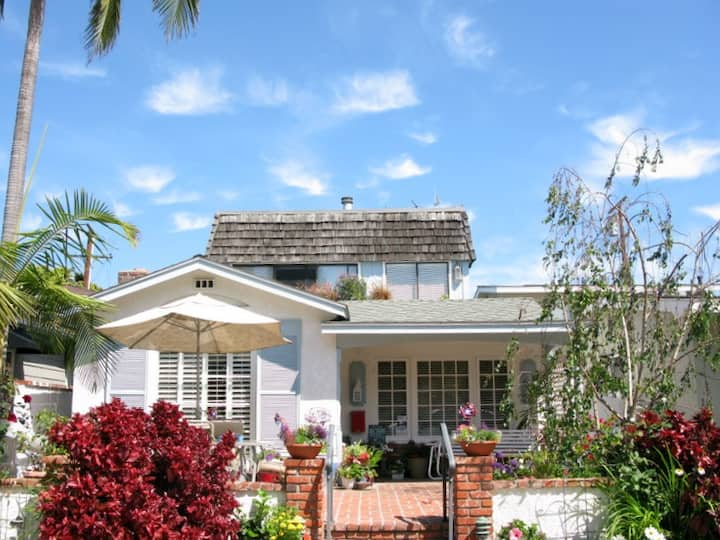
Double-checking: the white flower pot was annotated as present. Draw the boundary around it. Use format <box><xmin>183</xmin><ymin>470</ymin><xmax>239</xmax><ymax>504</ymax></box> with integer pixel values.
<box><xmin>340</xmin><ymin>476</ymin><xmax>355</xmax><ymax>489</ymax></box>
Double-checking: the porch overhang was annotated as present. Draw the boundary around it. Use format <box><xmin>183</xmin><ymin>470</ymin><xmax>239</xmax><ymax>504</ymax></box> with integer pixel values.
<box><xmin>322</xmin><ymin>321</ymin><xmax>567</xmax><ymax>348</ymax></box>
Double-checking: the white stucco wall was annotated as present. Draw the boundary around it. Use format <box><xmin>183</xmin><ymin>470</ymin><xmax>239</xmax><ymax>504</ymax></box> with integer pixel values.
<box><xmin>77</xmin><ymin>267</ymin><xmax>342</xmax><ymax>436</ymax></box>
<box><xmin>493</xmin><ymin>485</ymin><xmax>606</xmax><ymax>539</ymax></box>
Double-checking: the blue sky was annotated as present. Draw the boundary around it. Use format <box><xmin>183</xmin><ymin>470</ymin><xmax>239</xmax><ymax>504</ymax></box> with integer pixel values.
<box><xmin>1</xmin><ymin>1</ymin><xmax>719</xmax><ymax>292</ymax></box>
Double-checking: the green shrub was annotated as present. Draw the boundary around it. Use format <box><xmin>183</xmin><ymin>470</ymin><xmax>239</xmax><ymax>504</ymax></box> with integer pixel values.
<box><xmin>238</xmin><ymin>490</ymin><xmax>305</xmax><ymax>540</ymax></box>
<box><xmin>335</xmin><ymin>275</ymin><xmax>367</xmax><ymax>300</ymax></box>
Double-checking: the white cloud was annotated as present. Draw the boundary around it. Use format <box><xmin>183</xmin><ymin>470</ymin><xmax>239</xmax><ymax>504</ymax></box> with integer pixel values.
<box><xmin>370</xmin><ymin>155</ymin><xmax>431</xmax><ymax>179</ymax></box>
<box><xmin>409</xmin><ymin>131</ymin><xmax>437</xmax><ymax>145</ymax></box>
<box><xmin>41</xmin><ymin>61</ymin><xmax>107</xmax><ymax>79</ymax></box>
<box><xmin>20</xmin><ymin>213</ymin><xmax>42</xmax><ymax>232</ymax></box>
<box><xmin>125</xmin><ymin>166</ymin><xmax>175</xmax><ymax>193</ymax></box>
<box><xmin>557</xmin><ymin>104</ymin><xmax>570</xmax><ymax>116</ymax></box>
<box><xmin>152</xmin><ymin>190</ymin><xmax>203</xmax><ymax>205</ymax></box>
<box><xmin>269</xmin><ymin>161</ymin><xmax>329</xmax><ymax>196</ymax></box>
<box><xmin>173</xmin><ymin>212</ymin><xmax>210</xmax><ymax>232</ymax></box>
<box><xmin>113</xmin><ymin>201</ymin><xmax>136</xmax><ymax>217</ymax></box>
<box><xmin>585</xmin><ymin>112</ymin><xmax>720</xmax><ymax>181</ymax></box>
<box><xmin>333</xmin><ymin>70</ymin><xmax>419</xmax><ymax>114</ymax></box>
<box><xmin>355</xmin><ymin>177</ymin><xmax>380</xmax><ymax>190</ymax></box>
<box><xmin>445</xmin><ymin>15</ymin><xmax>495</xmax><ymax>68</ymax></box>
<box><xmin>467</xmin><ymin>209</ymin><xmax>476</xmax><ymax>223</ymax></box>
<box><xmin>246</xmin><ymin>76</ymin><xmax>289</xmax><ymax>106</ymax></box>
<box><xmin>146</xmin><ymin>68</ymin><xmax>232</xmax><ymax>115</ymax></box>
<box><xmin>693</xmin><ymin>204</ymin><xmax>720</xmax><ymax>221</ymax></box>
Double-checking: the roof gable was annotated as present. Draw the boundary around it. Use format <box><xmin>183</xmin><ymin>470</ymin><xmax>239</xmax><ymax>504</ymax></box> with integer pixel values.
<box><xmin>93</xmin><ymin>257</ymin><xmax>348</xmax><ymax>318</ymax></box>
<box><xmin>206</xmin><ymin>207</ymin><xmax>475</xmax><ymax>265</ymax></box>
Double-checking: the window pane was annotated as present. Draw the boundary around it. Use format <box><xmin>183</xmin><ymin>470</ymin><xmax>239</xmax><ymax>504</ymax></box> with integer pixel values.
<box><xmin>416</xmin><ymin>360</ymin><xmax>471</xmax><ymax>435</ymax></box>
<box><xmin>477</xmin><ymin>360</ymin><xmax>509</xmax><ymax>429</ymax></box>
<box><xmin>377</xmin><ymin>360</ymin><xmax>408</xmax><ymax>435</ymax></box>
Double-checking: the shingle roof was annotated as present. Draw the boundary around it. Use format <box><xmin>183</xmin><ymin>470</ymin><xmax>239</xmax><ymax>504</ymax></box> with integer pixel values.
<box><xmin>341</xmin><ymin>298</ymin><xmax>547</xmax><ymax>324</ymax></box>
<box><xmin>205</xmin><ymin>208</ymin><xmax>475</xmax><ymax>265</ymax></box>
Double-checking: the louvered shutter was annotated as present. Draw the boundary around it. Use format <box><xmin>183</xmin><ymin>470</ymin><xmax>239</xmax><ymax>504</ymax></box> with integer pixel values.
<box><xmin>418</xmin><ymin>263</ymin><xmax>448</xmax><ymax>300</ymax></box>
<box><xmin>229</xmin><ymin>353</ymin><xmax>252</xmax><ymax>438</ymax></box>
<box><xmin>386</xmin><ymin>264</ymin><xmax>417</xmax><ymax>300</ymax></box>
<box><xmin>110</xmin><ymin>348</ymin><xmax>147</xmax><ymax>408</ymax></box>
<box><xmin>259</xmin><ymin>320</ymin><xmax>300</xmax><ymax>440</ymax></box>
<box><xmin>157</xmin><ymin>352</ymin><xmax>252</xmax><ymax>433</ymax></box>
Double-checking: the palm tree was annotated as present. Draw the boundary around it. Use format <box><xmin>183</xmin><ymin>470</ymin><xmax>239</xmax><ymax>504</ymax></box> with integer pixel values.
<box><xmin>0</xmin><ymin>189</ymin><xmax>139</xmax><ymax>381</ymax></box>
<box><xmin>0</xmin><ymin>0</ymin><xmax>200</xmax><ymax>243</ymax></box>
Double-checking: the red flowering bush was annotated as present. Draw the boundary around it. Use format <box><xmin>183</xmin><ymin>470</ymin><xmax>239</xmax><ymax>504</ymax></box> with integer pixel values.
<box><xmin>39</xmin><ymin>399</ymin><xmax>239</xmax><ymax>539</ymax></box>
<box><xmin>632</xmin><ymin>408</ymin><xmax>720</xmax><ymax>536</ymax></box>
<box><xmin>634</xmin><ymin>408</ymin><xmax>720</xmax><ymax>501</ymax></box>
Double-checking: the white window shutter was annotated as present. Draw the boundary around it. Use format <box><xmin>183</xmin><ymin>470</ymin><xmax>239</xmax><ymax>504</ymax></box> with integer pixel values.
<box><xmin>110</xmin><ymin>348</ymin><xmax>147</xmax><ymax>408</ymax></box>
<box><xmin>386</xmin><ymin>263</ymin><xmax>417</xmax><ymax>300</ymax></box>
<box><xmin>258</xmin><ymin>320</ymin><xmax>301</xmax><ymax>441</ymax></box>
<box><xmin>418</xmin><ymin>263</ymin><xmax>448</xmax><ymax>300</ymax></box>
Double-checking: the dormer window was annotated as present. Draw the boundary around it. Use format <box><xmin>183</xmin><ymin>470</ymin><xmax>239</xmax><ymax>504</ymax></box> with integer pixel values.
<box><xmin>386</xmin><ymin>263</ymin><xmax>448</xmax><ymax>300</ymax></box>
<box><xmin>274</xmin><ymin>265</ymin><xmax>317</xmax><ymax>287</ymax></box>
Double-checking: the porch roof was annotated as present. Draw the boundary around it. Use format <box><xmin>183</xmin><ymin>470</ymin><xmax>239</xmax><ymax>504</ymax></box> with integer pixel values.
<box><xmin>323</xmin><ymin>298</ymin><xmax>566</xmax><ymax>338</ymax></box>
<box><xmin>341</xmin><ymin>298</ymin><xmax>549</xmax><ymax>323</ymax></box>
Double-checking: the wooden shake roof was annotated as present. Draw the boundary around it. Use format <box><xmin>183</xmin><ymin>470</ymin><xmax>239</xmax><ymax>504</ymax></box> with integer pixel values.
<box><xmin>206</xmin><ymin>207</ymin><xmax>475</xmax><ymax>265</ymax></box>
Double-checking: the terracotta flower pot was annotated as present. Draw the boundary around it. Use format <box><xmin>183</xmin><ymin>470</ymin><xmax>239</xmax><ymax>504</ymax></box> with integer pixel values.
<box><xmin>285</xmin><ymin>443</ymin><xmax>322</xmax><ymax>459</ymax></box>
<box><xmin>459</xmin><ymin>441</ymin><xmax>497</xmax><ymax>456</ymax></box>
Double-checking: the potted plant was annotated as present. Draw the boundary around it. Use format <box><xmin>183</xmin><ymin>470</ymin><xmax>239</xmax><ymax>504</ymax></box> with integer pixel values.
<box><xmin>339</xmin><ymin>442</ymin><xmax>382</xmax><ymax>489</ymax></box>
<box><xmin>454</xmin><ymin>424</ymin><xmax>501</xmax><ymax>456</ymax></box>
<box><xmin>337</xmin><ymin>462</ymin><xmax>362</xmax><ymax>489</ymax></box>
<box><xmin>275</xmin><ymin>412</ymin><xmax>328</xmax><ymax>459</ymax></box>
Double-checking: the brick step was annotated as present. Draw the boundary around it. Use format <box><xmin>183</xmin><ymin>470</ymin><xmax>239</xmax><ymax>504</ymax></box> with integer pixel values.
<box><xmin>332</xmin><ymin>517</ymin><xmax>448</xmax><ymax>540</ymax></box>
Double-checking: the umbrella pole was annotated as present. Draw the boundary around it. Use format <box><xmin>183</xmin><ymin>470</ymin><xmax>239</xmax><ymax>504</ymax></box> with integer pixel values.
<box><xmin>195</xmin><ymin>321</ymin><xmax>202</xmax><ymax>421</ymax></box>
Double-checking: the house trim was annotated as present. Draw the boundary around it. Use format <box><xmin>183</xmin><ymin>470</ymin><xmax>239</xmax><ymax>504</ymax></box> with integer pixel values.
<box><xmin>321</xmin><ymin>322</ymin><xmax>567</xmax><ymax>335</ymax></box>
<box><xmin>93</xmin><ymin>256</ymin><xmax>349</xmax><ymax>318</ymax></box>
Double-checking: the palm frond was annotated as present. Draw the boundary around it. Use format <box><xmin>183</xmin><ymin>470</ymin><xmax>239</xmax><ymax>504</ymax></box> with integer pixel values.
<box><xmin>85</xmin><ymin>0</ymin><xmax>122</xmax><ymax>59</ymax></box>
<box><xmin>152</xmin><ymin>0</ymin><xmax>199</xmax><ymax>40</ymax></box>
<box><xmin>0</xmin><ymin>281</ymin><xmax>34</xmax><ymax>330</ymax></box>
<box><xmin>15</xmin><ymin>189</ymin><xmax>138</xmax><ymax>276</ymax></box>
<box><xmin>18</xmin><ymin>266</ymin><xmax>119</xmax><ymax>376</ymax></box>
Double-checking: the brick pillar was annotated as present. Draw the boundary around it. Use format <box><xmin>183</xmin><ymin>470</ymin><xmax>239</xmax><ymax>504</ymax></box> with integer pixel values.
<box><xmin>453</xmin><ymin>455</ymin><xmax>493</xmax><ymax>539</ymax></box>
<box><xmin>284</xmin><ymin>458</ymin><xmax>326</xmax><ymax>540</ymax></box>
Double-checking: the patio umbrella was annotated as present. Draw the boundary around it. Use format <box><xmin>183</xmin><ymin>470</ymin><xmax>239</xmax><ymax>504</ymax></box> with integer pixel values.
<box><xmin>97</xmin><ymin>293</ymin><xmax>289</xmax><ymax>419</ymax></box>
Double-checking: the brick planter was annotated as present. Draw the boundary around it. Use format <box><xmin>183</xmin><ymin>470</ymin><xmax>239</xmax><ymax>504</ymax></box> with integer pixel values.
<box><xmin>453</xmin><ymin>455</ymin><xmax>494</xmax><ymax>539</ymax></box>
<box><xmin>284</xmin><ymin>458</ymin><xmax>325</xmax><ymax>540</ymax></box>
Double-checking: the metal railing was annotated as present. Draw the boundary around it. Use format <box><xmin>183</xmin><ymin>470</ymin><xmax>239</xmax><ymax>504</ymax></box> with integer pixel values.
<box><xmin>324</xmin><ymin>424</ymin><xmax>336</xmax><ymax>540</ymax></box>
<box><xmin>440</xmin><ymin>422</ymin><xmax>456</xmax><ymax>540</ymax></box>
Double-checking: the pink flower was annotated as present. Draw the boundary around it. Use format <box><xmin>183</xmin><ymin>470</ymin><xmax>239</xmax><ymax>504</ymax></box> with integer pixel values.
<box><xmin>22</xmin><ymin>395</ymin><xmax>31</xmax><ymax>403</ymax></box>
<box><xmin>509</xmin><ymin>528</ymin><xmax>523</xmax><ymax>540</ymax></box>
<box><xmin>7</xmin><ymin>413</ymin><xmax>17</xmax><ymax>423</ymax></box>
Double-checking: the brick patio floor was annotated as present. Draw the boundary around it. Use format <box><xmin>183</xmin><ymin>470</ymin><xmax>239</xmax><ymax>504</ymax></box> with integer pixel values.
<box><xmin>331</xmin><ymin>480</ymin><xmax>446</xmax><ymax>534</ymax></box>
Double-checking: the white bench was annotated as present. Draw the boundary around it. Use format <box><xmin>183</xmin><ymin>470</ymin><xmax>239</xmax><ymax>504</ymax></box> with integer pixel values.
<box><xmin>495</xmin><ymin>429</ymin><xmax>536</xmax><ymax>456</ymax></box>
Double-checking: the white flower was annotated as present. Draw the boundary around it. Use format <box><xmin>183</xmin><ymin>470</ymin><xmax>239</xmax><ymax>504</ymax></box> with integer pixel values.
<box><xmin>644</xmin><ymin>527</ymin><xmax>666</xmax><ymax>540</ymax></box>
<box><xmin>697</xmin><ymin>466</ymin><xmax>706</xmax><ymax>476</ymax></box>
<box><xmin>674</xmin><ymin>468</ymin><xmax>684</xmax><ymax>476</ymax></box>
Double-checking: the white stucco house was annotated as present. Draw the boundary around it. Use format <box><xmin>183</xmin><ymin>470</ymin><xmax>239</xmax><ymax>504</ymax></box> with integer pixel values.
<box><xmin>73</xmin><ymin>202</ymin><xmax>569</xmax><ymax>446</ymax></box>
